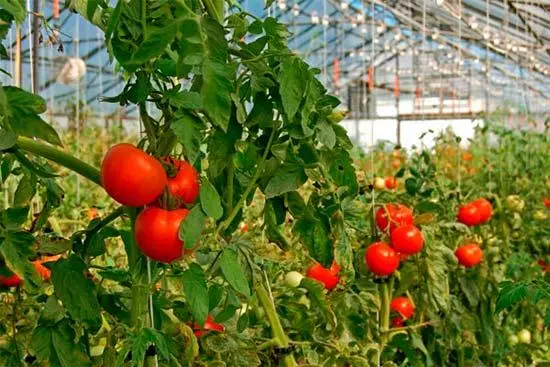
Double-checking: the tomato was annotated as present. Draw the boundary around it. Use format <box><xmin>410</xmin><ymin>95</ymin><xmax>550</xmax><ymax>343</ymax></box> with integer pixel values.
<box><xmin>101</xmin><ymin>144</ymin><xmax>167</xmax><ymax>207</ymax></box>
<box><xmin>390</xmin><ymin>296</ymin><xmax>415</xmax><ymax>319</ymax></box>
<box><xmin>365</xmin><ymin>242</ymin><xmax>400</xmax><ymax>276</ymax></box>
<box><xmin>457</xmin><ymin>203</ymin><xmax>481</xmax><ymax>226</ymax></box>
<box><xmin>192</xmin><ymin>315</ymin><xmax>225</xmax><ymax>338</ymax></box>
<box><xmin>391</xmin><ymin>316</ymin><xmax>405</xmax><ymax>328</ymax></box>
<box><xmin>472</xmin><ymin>198</ymin><xmax>493</xmax><ymax>223</ymax></box>
<box><xmin>376</xmin><ymin>204</ymin><xmax>414</xmax><ymax>232</ymax></box>
<box><xmin>87</xmin><ymin>207</ymin><xmax>99</xmax><ymax>220</ymax></box>
<box><xmin>306</xmin><ymin>264</ymin><xmax>339</xmax><ymax>291</ymax></box>
<box><xmin>391</xmin><ymin>159</ymin><xmax>401</xmax><ymax>170</ymax></box>
<box><xmin>329</xmin><ymin>260</ymin><xmax>340</xmax><ymax>275</ymax></box>
<box><xmin>284</xmin><ymin>271</ymin><xmax>304</xmax><ymax>288</ymax></box>
<box><xmin>164</xmin><ymin>157</ymin><xmax>200</xmax><ymax>205</ymax></box>
<box><xmin>390</xmin><ymin>225</ymin><xmax>424</xmax><ymax>255</ymax></box>
<box><xmin>134</xmin><ymin>207</ymin><xmax>189</xmax><ymax>263</ymax></box>
<box><xmin>517</xmin><ymin>329</ymin><xmax>531</xmax><ymax>344</ymax></box>
<box><xmin>373</xmin><ymin>177</ymin><xmax>386</xmax><ymax>190</ymax></box>
<box><xmin>505</xmin><ymin>195</ymin><xmax>525</xmax><ymax>212</ymax></box>
<box><xmin>455</xmin><ymin>244</ymin><xmax>483</xmax><ymax>268</ymax></box>
<box><xmin>537</xmin><ymin>260</ymin><xmax>550</xmax><ymax>272</ymax></box>
<box><xmin>32</xmin><ymin>255</ymin><xmax>62</xmax><ymax>281</ymax></box>
<box><xmin>0</xmin><ymin>272</ymin><xmax>22</xmax><ymax>288</ymax></box>
<box><xmin>240</xmin><ymin>222</ymin><xmax>249</xmax><ymax>233</ymax></box>
<box><xmin>385</xmin><ymin>176</ymin><xmax>398</xmax><ymax>190</ymax></box>
<box><xmin>507</xmin><ymin>334</ymin><xmax>519</xmax><ymax>346</ymax></box>
<box><xmin>462</xmin><ymin>152</ymin><xmax>473</xmax><ymax>161</ymax></box>
<box><xmin>544</xmin><ymin>198</ymin><xmax>550</xmax><ymax>208</ymax></box>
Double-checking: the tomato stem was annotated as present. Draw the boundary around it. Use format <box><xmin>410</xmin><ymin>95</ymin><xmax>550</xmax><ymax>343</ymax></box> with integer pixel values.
<box><xmin>255</xmin><ymin>283</ymin><xmax>297</xmax><ymax>367</ymax></box>
<box><xmin>16</xmin><ymin>136</ymin><xmax>102</xmax><ymax>186</ymax></box>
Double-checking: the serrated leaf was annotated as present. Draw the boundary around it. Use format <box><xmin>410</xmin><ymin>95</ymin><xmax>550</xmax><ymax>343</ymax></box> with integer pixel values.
<box><xmin>0</xmin><ymin>231</ymin><xmax>41</xmax><ymax>291</ymax></box>
<box><xmin>0</xmin><ymin>0</ymin><xmax>25</xmax><ymax>23</ymax></box>
<box><xmin>279</xmin><ymin>57</ymin><xmax>308</xmax><ymax>120</ymax></box>
<box><xmin>200</xmin><ymin>178</ymin><xmax>223</xmax><ymax>220</ymax></box>
<box><xmin>220</xmin><ymin>248</ymin><xmax>250</xmax><ymax>297</ymax></box>
<box><xmin>0</xmin><ymin>129</ymin><xmax>16</xmax><ymax>150</ymax></box>
<box><xmin>169</xmin><ymin>91</ymin><xmax>203</xmax><ymax>109</ymax></box>
<box><xmin>300</xmin><ymin>278</ymin><xmax>337</xmax><ymax>328</ymax></box>
<box><xmin>13</xmin><ymin>173</ymin><xmax>36</xmax><ymax>207</ymax></box>
<box><xmin>294</xmin><ymin>217</ymin><xmax>332</xmax><ymax>266</ymax></box>
<box><xmin>317</xmin><ymin>120</ymin><xmax>336</xmax><ymax>149</ymax></box>
<box><xmin>51</xmin><ymin>256</ymin><xmax>102</xmax><ymax>332</ymax></box>
<box><xmin>264</xmin><ymin>164</ymin><xmax>307</xmax><ymax>198</ymax></box>
<box><xmin>183</xmin><ymin>263</ymin><xmax>209</xmax><ymax>326</ymax></box>
<box><xmin>179</xmin><ymin>205</ymin><xmax>206</xmax><ymax>249</ymax></box>
<box><xmin>131</xmin><ymin>328</ymin><xmax>170</xmax><ymax>366</ymax></box>
<box><xmin>172</xmin><ymin>112</ymin><xmax>203</xmax><ymax>166</ymax></box>
<box><xmin>201</xmin><ymin>59</ymin><xmax>234</xmax><ymax>131</ymax></box>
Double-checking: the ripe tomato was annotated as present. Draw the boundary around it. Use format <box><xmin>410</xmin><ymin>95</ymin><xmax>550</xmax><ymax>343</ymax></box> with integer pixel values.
<box><xmin>0</xmin><ymin>272</ymin><xmax>22</xmax><ymax>288</ymax></box>
<box><xmin>472</xmin><ymin>198</ymin><xmax>493</xmax><ymax>224</ymax></box>
<box><xmin>385</xmin><ymin>176</ymin><xmax>398</xmax><ymax>190</ymax></box>
<box><xmin>391</xmin><ymin>316</ymin><xmax>405</xmax><ymax>328</ymax></box>
<box><xmin>134</xmin><ymin>207</ymin><xmax>189</xmax><ymax>263</ymax></box>
<box><xmin>376</xmin><ymin>204</ymin><xmax>414</xmax><ymax>232</ymax></box>
<box><xmin>392</xmin><ymin>159</ymin><xmax>401</xmax><ymax>170</ymax></box>
<box><xmin>240</xmin><ymin>222</ymin><xmax>249</xmax><ymax>233</ymax></box>
<box><xmin>192</xmin><ymin>315</ymin><xmax>225</xmax><ymax>337</ymax></box>
<box><xmin>87</xmin><ymin>207</ymin><xmax>99</xmax><ymax>220</ymax></box>
<box><xmin>32</xmin><ymin>255</ymin><xmax>62</xmax><ymax>281</ymax></box>
<box><xmin>306</xmin><ymin>263</ymin><xmax>339</xmax><ymax>291</ymax></box>
<box><xmin>390</xmin><ymin>296</ymin><xmax>415</xmax><ymax>319</ymax></box>
<box><xmin>101</xmin><ymin>144</ymin><xmax>167</xmax><ymax>207</ymax></box>
<box><xmin>329</xmin><ymin>260</ymin><xmax>340</xmax><ymax>275</ymax></box>
<box><xmin>537</xmin><ymin>260</ymin><xmax>549</xmax><ymax>272</ymax></box>
<box><xmin>365</xmin><ymin>242</ymin><xmax>400</xmax><ymax>276</ymax></box>
<box><xmin>455</xmin><ymin>244</ymin><xmax>483</xmax><ymax>268</ymax></box>
<box><xmin>457</xmin><ymin>203</ymin><xmax>481</xmax><ymax>226</ymax></box>
<box><xmin>390</xmin><ymin>225</ymin><xmax>424</xmax><ymax>255</ymax></box>
<box><xmin>164</xmin><ymin>157</ymin><xmax>200</xmax><ymax>205</ymax></box>
<box><xmin>544</xmin><ymin>198</ymin><xmax>550</xmax><ymax>208</ymax></box>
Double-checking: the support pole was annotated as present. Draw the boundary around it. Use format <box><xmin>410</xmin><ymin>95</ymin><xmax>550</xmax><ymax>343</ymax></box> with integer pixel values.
<box><xmin>32</xmin><ymin>0</ymin><xmax>40</xmax><ymax>94</ymax></box>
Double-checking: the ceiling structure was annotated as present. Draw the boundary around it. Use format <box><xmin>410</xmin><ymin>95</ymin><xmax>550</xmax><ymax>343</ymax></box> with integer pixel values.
<box><xmin>2</xmin><ymin>0</ymin><xmax>549</xmax><ymax>121</ymax></box>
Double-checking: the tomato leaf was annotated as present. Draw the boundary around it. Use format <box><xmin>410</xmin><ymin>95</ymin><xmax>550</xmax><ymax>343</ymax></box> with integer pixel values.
<box><xmin>13</xmin><ymin>172</ymin><xmax>37</xmax><ymax>207</ymax></box>
<box><xmin>220</xmin><ymin>248</ymin><xmax>250</xmax><ymax>297</ymax></box>
<box><xmin>200</xmin><ymin>178</ymin><xmax>223</xmax><ymax>220</ymax></box>
<box><xmin>0</xmin><ymin>129</ymin><xmax>16</xmax><ymax>150</ymax></box>
<box><xmin>0</xmin><ymin>231</ymin><xmax>41</xmax><ymax>291</ymax></box>
<box><xmin>31</xmin><ymin>320</ymin><xmax>92</xmax><ymax>367</ymax></box>
<box><xmin>172</xmin><ymin>112</ymin><xmax>204</xmax><ymax>166</ymax></box>
<box><xmin>201</xmin><ymin>59</ymin><xmax>234</xmax><ymax>131</ymax></box>
<box><xmin>182</xmin><ymin>263</ymin><xmax>209</xmax><ymax>326</ymax></box>
<box><xmin>264</xmin><ymin>164</ymin><xmax>307</xmax><ymax>198</ymax></box>
<box><xmin>51</xmin><ymin>256</ymin><xmax>102</xmax><ymax>332</ymax></box>
<box><xmin>294</xmin><ymin>217</ymin><xmax>332</xmax><ymax>267</ymax></box>
<box><xmin>179</xmin><ymin>205</ymin><xmax>206</xmax><ymax>249</ymax></box>
<box><xmin>279</xmin><ymin>56</ymin><xmax>308</xmax><ymax>121</ymax></box>
<box><xmin>316</xmin><ymin>120</ymin><xmax>336</xmax><ymax>149</ymax></box>
<box><xmin>130</xmin><ymin>328</ymin><xmax>170</xmax><ymax>365</ymax></box>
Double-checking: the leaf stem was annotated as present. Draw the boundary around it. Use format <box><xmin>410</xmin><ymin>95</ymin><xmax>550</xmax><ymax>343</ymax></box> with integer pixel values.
<box><xmin>16</xmin><ymin>136</ymin><xmax>102</xmax><ymax>186</ymax></box>
<box><xmin>217</xmin><ymin>126</ymin><xmax>278</xmax><ymax>233</ymax></box>
<box><xmin>139</xmin><ymin>103</ymin><xmax>158</xmax><ymax>153</ymax></box>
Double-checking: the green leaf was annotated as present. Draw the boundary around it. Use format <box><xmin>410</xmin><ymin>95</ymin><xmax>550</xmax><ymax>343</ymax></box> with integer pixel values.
<box><xmin>294</xmin><ymin>217</ymin><xmax>332</xmax><ymax>267</ymax></box>
<box><xmin>31</xmin><ymin>320</ymin><xmax>91</xmax><ymax>367</ymax></box>
<box><xmin>3</xmin><ymin>86</ymin><xmax>46</xmax><ymax>114</ymax></box>
<box><xmin>264</xmin><ymin>164</ymin><xmax>307</xmax><ymax>198</ymax></box>
<box><xmin>172</xmin><ymin>112</ymin><xmax>203</xmax><ymax>166</ymax></box>
<box><xmin>182</xmin><ymin>263</ymin><xmax>209</xmax><ymax>326</ymax></box>
<box><xmin>322</xmin><ymin>148</ymin><xmax>358</xmax><ymax>196</ymax></box>
<box><xmin>0</xmin><ymin>0</ymin><xmax>25</xmax><ymax>23</ymax></box>
<box><xmin>10</xmin><ymin>114</ymin><xmax>62</xmax><ymax>146</ymax></box>
<box><xmin>0</xmin><ymin>129</ymin><xmax>16</xmax><ymax>150</ymax></box>
<box><xmin>405</xmin><ymin>177</ymin><xmax>419</xmax><ymax>196</ymax></box>
<box><xmin>0</xmin><ymin>231</ymin><xmax>41</xmax><ymax>291</ymax></box>
<box><xmin>168</xmin><ymin>90</ymin><xmax>203</xmax><ymax>109</ymax></box>
<box><xmin>36</xmin><ymin>235</ymin><xmax>71</xmax><ymax>255</ymax></box>
<box><xmin>317</xmin><ymin>120</ymin><xmax>336</xmax><ymax>149</ymax></box>
<box><xmin>131</xmin><ymin>328</ymin><xmax>170</xmax><ymax>365</ymax></box>
<box><xmin>39</xmin><ymin>296</ymin><xmax>66</xmax><ymax>326</ymax></box>
<box><xmin>0</xmin><ymin>206</ymin><xmax>29</xmax><ymax>230</ymax></box>
<box><xmin>105</xmin><ymin>0</ymin><xmax>122</xmax><ymax>39</ymax></box>
<box><xmin>51</xmin><ymin>256</ymin><xmax>102</xmax><ymax>332</ymax></box>
<box><xmin>86</xmin><ymin>0</ymin><xmax>99</xmax><ymax>21</ymax></box>
<box><xmin>246</xmin><ymin>92</ymin><xmax>273</xmax><ymax>127</ymax></box>
<box><xmin>279</xmin><ymin>57</ymin><xmax>308</xmax><ymax>121</ymax></box>
<box><xmin>13</xmin><ymin>173</ymin><xmax>36</xmax><ymax>207</ymax></box>
<box><xmin>301</xmin><ymin>278</ymin><xmax>337</xmax><ymax>328</ymax></box>
<box><xmin>200</xmin><ymin>178</ymin><xmax>223</xmax><ymax>220</ymax></box>
<box><xmin>179</xmin><ymin>205</ymin><xmax>206</xmax><ymax>249</ymax></box>
<box><xmin>220</xmin><ymin>248</ymin><xmax>250</xmax><ymax>297</ymax></box>
<box><xmin>201</xmin><ymin>59</ymin><xmax>234</xmax><ymax>131</ymax></box>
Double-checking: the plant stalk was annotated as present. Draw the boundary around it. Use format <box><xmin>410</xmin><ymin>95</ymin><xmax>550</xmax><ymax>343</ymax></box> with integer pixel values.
<box><xmin>16</xmin><ymin>136</ymin><xmax>102</xmax><ymax>186</ymax></box>
<box><xmin>255</xmin><ymin>283</ymin><xmax>297</xmax><ymax>367</ymax></box>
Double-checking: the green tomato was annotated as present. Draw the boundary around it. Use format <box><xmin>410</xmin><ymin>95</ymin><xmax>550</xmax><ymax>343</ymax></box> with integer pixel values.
<box><xmin>508</xmin><ymin>334</ymin><xmax>519</xmax><ymax>346</ymax></box>
<box><xmin>284</xmin><ymin>271</ymin><xmax>304</xmax><ymax>288</ymax></box>
<box><xmin>506</xmin><ymin>195</ymin><xmax>525</xmax><ymax>213</ymax></box>
<box><xmin>373</xmin><ymin>177</ymin><xmax>386</xmax><ymax>190</ymax></box>
<box><xmin>534</xmin><ymin>210</ymin><xmax>547</xmax><ymax>221</ymax></box>
<box><xmin>517</xmin><ymin>329</ymin><xmax>531</xmax><ymax>344</ymax></box>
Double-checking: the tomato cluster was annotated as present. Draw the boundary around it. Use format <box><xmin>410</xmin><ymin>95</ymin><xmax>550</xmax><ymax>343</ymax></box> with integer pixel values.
<box><xmin>100</xmin><ymin>144</ymin><xmax>201</xmax><ymax>263</ymax></box>
<box><xmin>457</xmin><ymin>198</ymin><xmax>493</xmax><ymax>226</ymax></box>
<box><xmin>306</xmin><ymin>261</ymin><xmax>340</xmax><ymax>291</ymax></box>
<box><xmin>367</xmin><ymin>204</ymin><xmax>423</xmax><ymax>277</ymax></box>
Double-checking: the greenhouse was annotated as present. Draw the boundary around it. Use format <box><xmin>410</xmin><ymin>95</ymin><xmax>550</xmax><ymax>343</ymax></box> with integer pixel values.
<box><xmin>0</xmin><ymin>0</ymin><xmax>548</xmax><ymax>365</ymax></box>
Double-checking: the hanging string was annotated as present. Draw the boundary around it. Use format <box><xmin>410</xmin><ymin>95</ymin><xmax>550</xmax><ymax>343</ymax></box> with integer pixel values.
<box><xmin>456</xmin><ymin>0</ymin><xmax>462</xmax><ymax>194</ymax></box>
<box><xmin>75</xmin><ymin>17</ymin><xmax>81</xmax><ymax>205</ymax></box>
<box><xmin>97</xmin><ymin>28</ymin><xmax>104</xmax><ymax>129</ymax></box>
<box><xmin>26</xmin><ymin>0</ymin><xmax>34</xmax><ymax>92</ymax></box>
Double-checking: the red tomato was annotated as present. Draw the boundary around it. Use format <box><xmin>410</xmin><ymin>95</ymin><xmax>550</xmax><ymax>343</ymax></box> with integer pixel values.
<box><xmin>457</xmin><ymin>203</ymin><xmax>481</xmax><ymax>226</ymax></box>
<box><xmin>375</xmin><ymin>204</ymin><xmax>414</xmax><ymax>232</ymax></box>
<box><xmin>390</xmin><ymin>225</ymin><xmax>424</xmax><ymax>255</ymax></box>
<box><xmin>391</xmin><ymin>316</ymin><xmax>405</xmax><ymax>328</ymax></box>
<box><xmin>472</xmin><ymin>198</ymin><xmax>493</xmax><ymax>224</ymax></box>
<box><xmin>0</xmin><ymin>272</ymin><xmax>22</xmax><ymax>288</ymax></box>
<box><xmin>306</xmin><ymin>263</ymin><xmax>340</xmax><ymax>291</ymax></box>
<box><xmin>192</xmin><ymin>315</ymin><xmax>225</xmax><ymax>337</ymax></box>
<box><xmin>32</xmin><ymin>255</ymin><xmax>62</xmax><ymax>281</ymax></box>
<box><xmin>365</xmin><ymin>242</ymin><xmax>400</xmax><ymax>276</ymax></box>
<box><xmin>544</xmin><ymin>198</ymin><xmax>550</xmax><ymax>208</ymax></box>
<box><xmin>537</xmin><ymin>260</ymin><xmax>549</xmax><ymax>272</ymax></box>
<box><xmin>87</xmin><ymin>207</ymin><xmax>99</xmax><ymax>220</ymax></box>
<box><xmin>385</xmin><ymin>176</ymin><xmax>398</xmax><ymax>190</ymax></box>
<box><xmin>101</xmin><ymin>144</ymin><xmax>167</xmax><ymax>207</ymax></box>
<box><xmin>392</xmin><ymin>159</ymin><xmax>401</xmax><ymax>170</ymax></box>
<box><xmin>240</xmin><ymin>222</ymin><xmax>249</xmax><ymax>233</ymax></box>
<box><xmin>390</xmin><ymin>296</ymin><xmax>415</xmax><ymax>319</ymax></box>
<box><xmin>134</xmin><ymin>207</ymin><xmax>189</xmax><ymax>263</ymax></box>
<box><xmin>455</xmin><ymin>244</ymin><xmax>483</xmax><ymax>268</ymax></box>
<box><xmin>164</xmin><ymin>157</ymin><xmax>200</xmax><ymax>205</ymax></box>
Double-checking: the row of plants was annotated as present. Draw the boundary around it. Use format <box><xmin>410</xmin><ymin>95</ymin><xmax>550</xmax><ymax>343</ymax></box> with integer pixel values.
<box><xmin>0</xmin><ymin>0</ymin><xmax>548</xmax><ymax>366</ymax></box>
